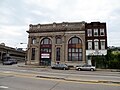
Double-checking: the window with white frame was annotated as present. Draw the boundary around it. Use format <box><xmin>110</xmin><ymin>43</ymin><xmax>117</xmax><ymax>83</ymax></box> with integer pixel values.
<box><xmin>94</xmin><ymin>39</ymin><xmax>99</xmax><ymax>50</ymax></box>
<box><xmin>87</xmin><ymin>29</ymin><xmax>92</xmax><ymax>36</ymax></box>
<box><xmin>100</xmin><ymin>40</ymin><xmax>105</xmax><ymax>49</ymax></box>
<box><xmin>94</xmin><ymin>29</ymin><xmax>98</xmax><ymax>36</ymax></box>
<box><xmin>88</xmin><ymin>40</ymin><xmax>92</xmax><ymax>50</ymax></box>
<box><xmin>100</xmin><ymin>29</ymin><xmax>105</xmax><ymax>36</ymax></box>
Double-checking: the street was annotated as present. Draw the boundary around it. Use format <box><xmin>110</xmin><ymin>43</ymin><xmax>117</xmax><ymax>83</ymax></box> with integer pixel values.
<box><xmin>0</xmin><ymin>63</ymin><xmax>120</xmax><ymax>90</ymax></box>
<box><xmin>0</xmin><ymin>73</ymin><xmax>120</xmax><ymax>90</ymax></box>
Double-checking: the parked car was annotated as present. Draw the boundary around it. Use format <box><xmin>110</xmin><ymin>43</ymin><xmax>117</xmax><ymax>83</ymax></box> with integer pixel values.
<box><xmin>76</xmin><ymin>64</ymin><xmax>96</xmax><ymax>71</ymax></box>
<box><xmin>8</xmin><ymin>59</ymin><xmax>17</xmax><ymax>64</ymax></box>
<box><xmin>3</xmin><ymin>60</ymin><xmax>14</xmax><ymax>65</ymax></box>
<box><xmin>2</xmin><ymin>59</ymin><xmax>17</xmax><ymax>65</ymax></box>
<box><xmin>51</xmin><ymin>64</ymin><xmax>69</xmax><ymax>70</ymax></box>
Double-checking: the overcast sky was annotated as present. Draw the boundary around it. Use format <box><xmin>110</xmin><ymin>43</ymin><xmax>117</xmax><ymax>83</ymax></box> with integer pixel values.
<box><xmin>0</xmin><ymin>0</ymin><xmax>120</xmax><ymax>48</ymax></box>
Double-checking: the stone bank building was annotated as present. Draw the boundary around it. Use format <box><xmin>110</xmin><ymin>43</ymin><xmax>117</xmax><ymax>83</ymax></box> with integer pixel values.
<box><xmin>26</xmin><ymin>21</ymin><xmax>107</xmax><ymax>66</ymax></box>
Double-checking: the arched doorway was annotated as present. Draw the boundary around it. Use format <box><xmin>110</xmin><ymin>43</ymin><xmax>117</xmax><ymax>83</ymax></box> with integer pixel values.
<box><xmin>68</xmin><ymin>37</ymin><xmax>82</xmax><ymax>61</ymax></box>
<box><xmin>40</xmin><ymin>38</ymin><xmax>52</xmax><ymax>66</ymax></box>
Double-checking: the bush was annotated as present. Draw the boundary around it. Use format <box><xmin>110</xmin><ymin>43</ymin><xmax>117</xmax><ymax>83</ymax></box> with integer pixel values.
<box><xmin>108</xmin><ymin>59</ymin><xmax>120</xmax><ymax>69</ymax></box>
<box><xmin>106</xmin><ymin>49</ymin><xmax>120</xmax><ymax>69</ymax></box>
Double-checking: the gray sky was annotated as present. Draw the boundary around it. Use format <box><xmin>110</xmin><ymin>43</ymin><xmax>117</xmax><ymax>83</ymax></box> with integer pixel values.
<box><xmin>0</xmin><ymin>0</ymin><xmax>120</xmax><ymax>48</ymax></box>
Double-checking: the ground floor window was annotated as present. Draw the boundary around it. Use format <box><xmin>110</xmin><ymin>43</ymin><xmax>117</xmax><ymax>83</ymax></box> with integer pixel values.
<box><xmin>56</xmin><ymin>47</ymin><xmax>60</xmax><ymax>61</ymax></box>
<box><xmin>31</xmin><ymin>48</ymin><xmax>35</xmax><ymax>60</ymax></box>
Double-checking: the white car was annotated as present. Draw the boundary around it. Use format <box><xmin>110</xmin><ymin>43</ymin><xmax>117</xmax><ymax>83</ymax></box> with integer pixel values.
<box><xmin>76</xmin><ymin>64</ymin><xmax>96</xmax><ymax>71</ymax></box>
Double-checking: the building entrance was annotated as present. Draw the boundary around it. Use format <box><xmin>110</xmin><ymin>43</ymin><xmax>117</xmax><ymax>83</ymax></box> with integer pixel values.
<box><xmin>40</xmin><ymin>38</ymin><xmax>52</xmax><ymax>66</ymax></box>
<box><xmin>40</xmin><ymin>53</ymin><xmax>51</xmax><ymax>66</ymax></box>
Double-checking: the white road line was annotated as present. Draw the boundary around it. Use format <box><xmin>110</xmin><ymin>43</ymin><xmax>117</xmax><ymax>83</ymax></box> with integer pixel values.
<box><xmin>2</xmin><ymin>71</ymin><xmax>12</xmax><ymax>73</ymax></box>
<box><xmin>19</xmin><ymin>70</ymin><xmax>27</xmax><ymax>71</ymax></box>
<box><xmin>0</xmin><ymin>86</ymin><xmax>8</xmax><ymax>88</ymax></box>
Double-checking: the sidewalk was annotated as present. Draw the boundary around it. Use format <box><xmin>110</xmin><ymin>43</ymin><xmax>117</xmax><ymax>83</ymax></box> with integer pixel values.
<box><xmin>96</xmin><ymin>68</ymin><xmax>120</xmax><ymax>72</ymax></box>
<box><xmin>18</xmin><ymin>63</ymin><xmax>120</xmax><ymax>72</ymax></box>
<box><xmin>17</xmin><ymin>63</ymin><xmax>120</xmax><ymax>84</ymax></box>
<box><xmin>17</xmin><ymin>62</ymin><xmax>48</xmax><ymax>68</ymax></box>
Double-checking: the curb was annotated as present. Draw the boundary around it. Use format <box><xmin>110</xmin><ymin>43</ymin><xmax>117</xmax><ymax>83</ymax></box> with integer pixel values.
<box><xmin>111</xmin><ymin>69</ymin><xmax>120</xmax><ymax>72</ymax></box>
<box><xmin>36</xmin><ymin>76</ymin><xmax>65</xmax><ymax>80</ymax></box>
<box><xmin>96</xmin><ymin>69</ymin><xmax>120</xmax><ymax>72</ymax></box>
<box><xmin>36</xmin><ymin>75</ymin><xmax>120</xmax><ymax>84</ymax></box>
<box><xmin>17</xmin><ymin>65</ymin><xmax>46</xmax><ymax>68</ymax></box>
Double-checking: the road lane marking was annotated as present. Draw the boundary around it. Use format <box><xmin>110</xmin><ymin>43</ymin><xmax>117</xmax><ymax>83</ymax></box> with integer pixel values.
<box><xmin>2</xmin><ymin>71</ymin><xmax>12</xmax><ymax>73</ymax></box>
<box><xmin>19</xmin><ymin>70</ymin><xmax>27</xmax><ymax>71</ymax></box>
<box><xmin>0</xmin><ymin>86</ymin><xmax>8</xmax><ymax>89</ymax></box>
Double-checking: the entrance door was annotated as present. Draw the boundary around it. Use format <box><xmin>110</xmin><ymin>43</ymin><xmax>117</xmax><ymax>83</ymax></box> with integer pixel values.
<box><xmin>41</xmin><ymin>53</ymin><xmax>51</xmax><ymax>66</ymax></box>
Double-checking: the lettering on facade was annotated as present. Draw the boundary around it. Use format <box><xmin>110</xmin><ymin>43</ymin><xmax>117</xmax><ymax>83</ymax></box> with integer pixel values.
<box><xmin>41</xmin><ymin>53</ymin><xmax>50</xmax><ymax>58</ymax></box>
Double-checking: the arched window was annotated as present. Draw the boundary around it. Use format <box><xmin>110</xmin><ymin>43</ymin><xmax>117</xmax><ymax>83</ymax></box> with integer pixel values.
<box><xmin>68</xmin><ymin>37</ymin><xmax>82</xmax><ymax>61</ymax></box>
<box><xmin>41</xmin><ymin>38</ymin><xmax>51</xmax><ymax>45</ymax></box>
<box><xmin>40</xmin><ymin>38</ymin><xmax>52</xmax><ymax>65</ymax></box>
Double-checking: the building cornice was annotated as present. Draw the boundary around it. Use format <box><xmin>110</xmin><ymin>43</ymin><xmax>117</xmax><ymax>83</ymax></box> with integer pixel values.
<box><xmin>27</xmin><ymin>21</ymin><xmax>86</xmax><ymax>33</ymax></box>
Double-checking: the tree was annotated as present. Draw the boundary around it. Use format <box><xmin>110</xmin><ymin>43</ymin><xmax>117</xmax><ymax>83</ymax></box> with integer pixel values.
<box><xmin>106</xmin><ymin>49</ymin><xmax>120</xmax><ymax>69</ymax></box>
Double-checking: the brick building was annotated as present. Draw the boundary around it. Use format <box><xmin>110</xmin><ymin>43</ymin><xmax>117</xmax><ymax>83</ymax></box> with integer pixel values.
<box><xmin>85</xmin><ymin>22</ymin><xmax>107</xmax><ymax>65</ymax></box>
<box><xmin>26</xmin><ymin>21</ymin><xmax>107</xmax><ymax>66</ymax></box>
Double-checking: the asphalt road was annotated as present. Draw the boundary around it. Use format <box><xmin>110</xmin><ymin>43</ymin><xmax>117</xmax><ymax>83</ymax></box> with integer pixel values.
<box><xmin>0</xmin><ymin>63</ymin><xmax>120</xmax><ymax>83</ymax></box>
<box><xmin>0</xmin><ymin>74</ymin><xmax>120</xmax><ymax>90</ymax></box>
<box><xmin>0</xmin><ymin>63</ymin><xmax>120</xmax><ymax>90</ymax></box>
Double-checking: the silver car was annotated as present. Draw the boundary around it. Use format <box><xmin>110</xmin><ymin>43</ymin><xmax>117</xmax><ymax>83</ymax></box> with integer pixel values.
<box><xmin>76</xmin><ymin>64</ymin><xmax>96</xmax><ymax>71</ymax></box>
<box><xmin>51</xmin><ymin>64</ymin><xmax>69</xmax><ymax>70</ymax></box>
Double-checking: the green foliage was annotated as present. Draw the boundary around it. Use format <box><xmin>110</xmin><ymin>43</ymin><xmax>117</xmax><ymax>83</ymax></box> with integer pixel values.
<box><xmin>92</xmin><ymin>55</ymin><xmax>107</xmax><ymax>68</ymax></box>
<box><xmin>92</xmin><ymin>49</ymin><xmax>120</xmax><ymax>69</ymax></box>
<box><xmin>106</xmin><ymin>49</ymin><xmax>120</xmax><ymax>69</ymax></box>
<box><xmin>108</xmin><ymin>59</ymin><xmax>120</xmax><ymax>69</ymax></box>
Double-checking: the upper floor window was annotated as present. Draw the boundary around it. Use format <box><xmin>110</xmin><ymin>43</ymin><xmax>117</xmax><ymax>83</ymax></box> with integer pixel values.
<box><xmin>69</xmin><ymin>37</ymin><xmax>82</xmax><ymax>44</ymax></box>
<box><xmin>56</xmin><ymin>37</ymin><xmax>62</xmax><ymax>44</ymax></box>
<box><xmin>87</xmin><ymin>29</ymin><xmax>92</xmax><ymax>36</ymax></box>
<box><xmin>31</xmin><ymin>38</ymin><xmax>36</xmax><ymax>44</ymax></box>
<box><xmin>100</xmin><ymin>40</ymin><xmax>105</xmax><ymax>49</ymax></box>
<box><xmin>41</xmin><ymin>38</ymin><xmax>51</xmax><ymax>44</ymax></box>
<box><xmin>88</xmin><ymin>40</ymin><xmax>92</xmax><ymax>50</ymax></box>
<box><xmin>94</xmin><ymin>29</ymin><xmax>98</xmax><ymax>36</ymax></box>
<box><xmin>100</xmin><ymin>29</ymin><xmax>105</xmax><ymax>36</ymax></box>
<box><xmin>94</xmin><ymin>39</ymin><xmax>99</xmax><ymax>50</ymax></box>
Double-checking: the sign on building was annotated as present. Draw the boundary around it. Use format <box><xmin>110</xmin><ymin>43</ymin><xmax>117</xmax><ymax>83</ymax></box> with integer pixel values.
<box><xmin>41</xmin><ymin>53</ymin><xmax>50</xmax><ymax>58</ymax></box>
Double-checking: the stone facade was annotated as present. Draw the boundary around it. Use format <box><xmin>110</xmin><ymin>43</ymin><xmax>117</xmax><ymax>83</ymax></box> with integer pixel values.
<box><xmin>27</xmin><ymin>22</ymin><xmax>86</xmax><ymax>66</ymax></box>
